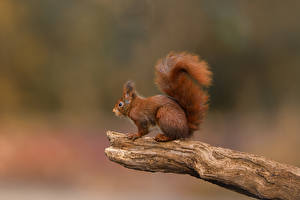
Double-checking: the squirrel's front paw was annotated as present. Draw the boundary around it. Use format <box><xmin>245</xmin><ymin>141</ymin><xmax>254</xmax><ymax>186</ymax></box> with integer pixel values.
<box><xmin>127</xmin><ymin>133</ymin><xmax>140</xmax><ymax>141</ymax></box>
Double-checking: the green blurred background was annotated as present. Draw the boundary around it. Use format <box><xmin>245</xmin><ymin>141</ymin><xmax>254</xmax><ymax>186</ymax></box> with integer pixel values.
<box><xmin>0</xmin><ymin>0</ymin><xmax>299</xmax><ymax>199</ymax></box>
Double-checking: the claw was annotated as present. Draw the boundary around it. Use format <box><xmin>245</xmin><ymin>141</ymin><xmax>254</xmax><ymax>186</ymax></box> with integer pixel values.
<box><xmin>127</xmin><ymin>133</ymin><xmax>140</xmax><ymax>141</ymax></box>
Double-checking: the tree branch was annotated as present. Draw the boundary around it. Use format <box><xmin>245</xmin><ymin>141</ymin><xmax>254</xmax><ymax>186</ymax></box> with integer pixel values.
<box><xmin>105</xmin><ymin>131</ymin><xmax>300</xmax><ymax>200</ymax></box>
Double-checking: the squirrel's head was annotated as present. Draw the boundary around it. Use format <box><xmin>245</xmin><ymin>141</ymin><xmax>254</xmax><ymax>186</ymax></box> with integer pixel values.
<box><xmin>113</xmin><ymin>80</ymin><xmax>136</xmax><ymax>117</ymax></box>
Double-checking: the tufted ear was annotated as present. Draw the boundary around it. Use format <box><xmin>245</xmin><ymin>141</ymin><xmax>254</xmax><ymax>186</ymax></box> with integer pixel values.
<box><xmin>123</xmin><ymin>80</ymin><xmax>136</xmax><ymax>101</ymax></box>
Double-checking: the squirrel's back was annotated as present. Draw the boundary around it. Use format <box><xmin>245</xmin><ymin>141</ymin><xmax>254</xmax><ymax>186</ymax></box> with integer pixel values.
<box><xmin>155</xmin><ymin>52</ymin><xmax>212</xmax><ymax>135</ymax></box>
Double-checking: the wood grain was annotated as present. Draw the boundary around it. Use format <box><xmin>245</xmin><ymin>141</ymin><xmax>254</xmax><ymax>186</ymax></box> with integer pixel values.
<box><xmin>105</xmin><ymin>131</ymin><xmax>300</xmax><ymax>200</ymax></box>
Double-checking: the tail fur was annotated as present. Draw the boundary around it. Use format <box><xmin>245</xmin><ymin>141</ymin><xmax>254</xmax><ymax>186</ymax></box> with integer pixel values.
<box><xmin>155</xmin><ymin>52</ymin><xmax>212</xmax><ymax>135</ymax></box>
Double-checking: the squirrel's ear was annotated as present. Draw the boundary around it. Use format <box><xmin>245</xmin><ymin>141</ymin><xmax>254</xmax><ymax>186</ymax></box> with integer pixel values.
<box><xmin>123</xmin><ymin>80</ymin><xmax>136</xmax><ymax>99</ymax></box>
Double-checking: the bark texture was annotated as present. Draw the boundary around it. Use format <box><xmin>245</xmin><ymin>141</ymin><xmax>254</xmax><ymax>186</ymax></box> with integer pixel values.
<box><xmin>105</xmin><ymin>131</ymin><xmax>300</xmax><ymax>200</ymax></box>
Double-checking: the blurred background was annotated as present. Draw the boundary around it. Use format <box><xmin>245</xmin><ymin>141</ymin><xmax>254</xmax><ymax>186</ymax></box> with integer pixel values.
<box><xmin>0</xmin><ymin>0</ymin><xmax>299</xmax><ymax>199</ymax></box>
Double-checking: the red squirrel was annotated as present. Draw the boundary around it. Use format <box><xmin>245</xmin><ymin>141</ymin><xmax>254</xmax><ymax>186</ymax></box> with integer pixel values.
<box><xmin>113</xmin><ymin>52</ymin><xmax>212</xmax><ymax>142</ymax></box>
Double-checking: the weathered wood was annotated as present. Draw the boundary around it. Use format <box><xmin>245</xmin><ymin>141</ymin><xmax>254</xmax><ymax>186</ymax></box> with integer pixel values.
<box><xmin>105</xmin><ymin>131</ymin><xmax>300</xmax><ymax>200</ymax></box>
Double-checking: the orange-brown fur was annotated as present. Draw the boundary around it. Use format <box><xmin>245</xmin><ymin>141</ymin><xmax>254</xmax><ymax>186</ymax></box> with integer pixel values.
<box><xmin>113</xmin><ymin>52</ymin><xmax>212</xmax><ymax>142</ymax></box>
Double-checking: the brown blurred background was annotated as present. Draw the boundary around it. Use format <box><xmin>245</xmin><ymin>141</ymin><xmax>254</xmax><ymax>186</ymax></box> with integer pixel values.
<box><xmin>0</xmin><ymin>0</ymin><xmax>299</xmax><ymax>199</ymax></box>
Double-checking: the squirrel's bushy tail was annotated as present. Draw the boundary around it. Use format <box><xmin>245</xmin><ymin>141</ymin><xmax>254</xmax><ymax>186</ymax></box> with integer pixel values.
<box><xmin>155</xmin><ymin>52</ymin><xmax>212</xmax><ymax>135</ymax></box>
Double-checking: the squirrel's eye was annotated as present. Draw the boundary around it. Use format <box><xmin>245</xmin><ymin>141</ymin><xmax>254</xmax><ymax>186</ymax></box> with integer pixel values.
<box><xmin>118</xmin><ymin>102</ymin><xmax>124</xmax><ymax>107</ymax></box>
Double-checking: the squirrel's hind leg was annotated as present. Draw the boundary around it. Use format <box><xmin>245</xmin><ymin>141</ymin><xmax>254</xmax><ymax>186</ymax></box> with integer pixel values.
<box><xmin>155</xmin><ymin>106</ymin><xmax>189</xmax><ymax>142</ymax></box>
